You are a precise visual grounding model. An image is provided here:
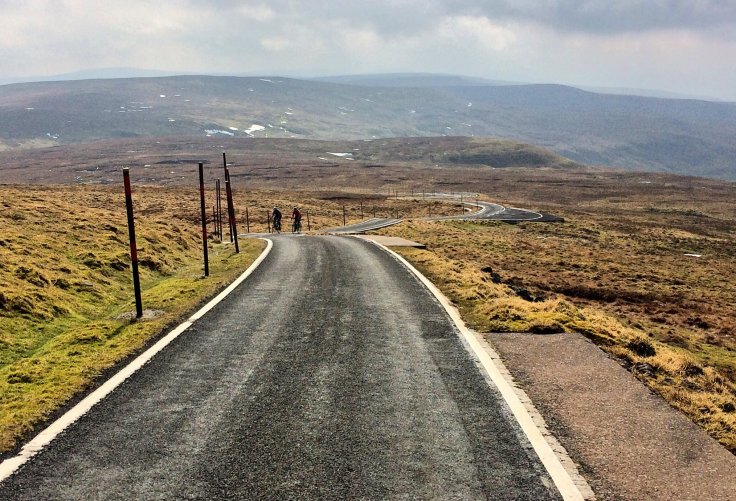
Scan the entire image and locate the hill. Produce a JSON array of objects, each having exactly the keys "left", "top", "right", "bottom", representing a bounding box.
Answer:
[{"left": 1, "top": 74, "right": 735, "bottom": 179}]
